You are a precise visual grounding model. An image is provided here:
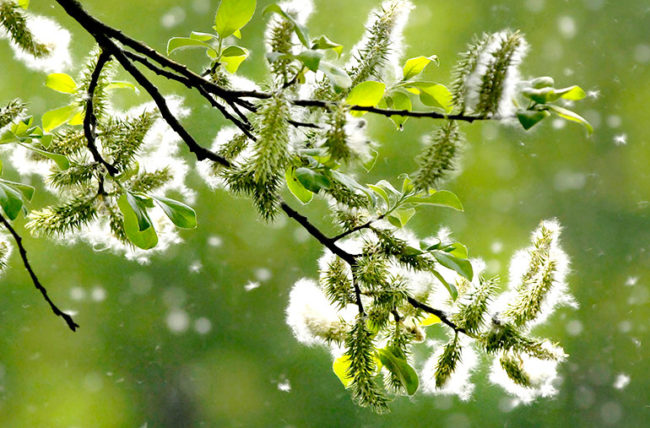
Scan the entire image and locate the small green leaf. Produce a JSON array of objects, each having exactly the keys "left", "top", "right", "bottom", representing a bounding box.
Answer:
[
  {"left": 311, "top": 35, "right": 343, "bottom": 56},
  {"left": 0, "top": 179, "right": 35, "bottom": 201},
  {"left": 18, "top": 0, "right": 29, "bottom": 10},
  {"left": 548, "top": 105, "right": 593, "bottom": 134},
  {"left": 517, "top": 109, "right": 550, "bottom": 130},
  {"left": 346, "top": 81, "right": 386, "bottom": 108},
  {"left": 42, "top": 104, "right": 80, "bottom": 132},
  {"left": 215, "top": 0, "right": 256, "bottom": 39},
  {"left": 319, "top": 61, "right": 351, "bottom": 92},
  {"left": 167, "top": 37, "right": 215, "bottom": 56},
  {"left": 125, "top": 192, "right": 153, "bottom": 232},
  {"left": 296, "top": 50, "right": 323, "bottom": 72},
  {"left": 285, "top": 167, "right": 313, "bottom": 204},
  {"left": 45, "top": 73, "right": 77, "bottom": 94},
  {"left": 405, "top": 190, "right": 463, "bottom": 211},
  {"left": 402, "top": 55, "right": 438, "bottom": 80},
  {"left": 221, "top": 45, "right": 249, "bottom": 73},
  {"left": 23, "top": 144, "right": 70, "bottom": 170},
  {"left": 388, "top": 208, "right": 415, "bottom": 228},
  {"left": 152, "top": 195, "right": 197, "bottom": 229},
  {"left": 190, "top": 31, "right": 216, "bottom": 41},
  {"left": 530, "top": 76, "right": 554, "bottom": 89},
  {"left": 117, "top": 193, "right": 158, "bottom": 250},
  {"left": 294, "top": 168, "right": 331, "bottom": 193},
  {"left": 418, "top": 83, "right": 453, "bottom": 112},
  {"left": 555, "top": 85, "right": 586, "bottom": 101},
  {"left": 521, "top": 87, "right": 554, "bottom": 104},
  {"left": 332, "top": 354, "right": 353, "bottom": 388},
  {"left": 361, "top": 148, "right": 379, "bottom": 173},
  {"left": 0, "top": 182, "right": 25, "bottom": 220},
  {"left": 446, "top": 242, "right": 468, "bottom": 259},
  {"left": 432, "top": 270, "right": 458, "bottom": 300},
  {"left": 367, "top": 184, "right": 390, "bottom": 206},
  {"left": 389, "top": 91, "right": 412, "bottom": 128},
  {"left": 432, "top": 250, "right": 473, "bottom": 281},
  {"left": 105, "top": 81, "right": 139, "bottom": 93},
  {"left": 376, "top": 348, "right": 419, "bottom": 395}
]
